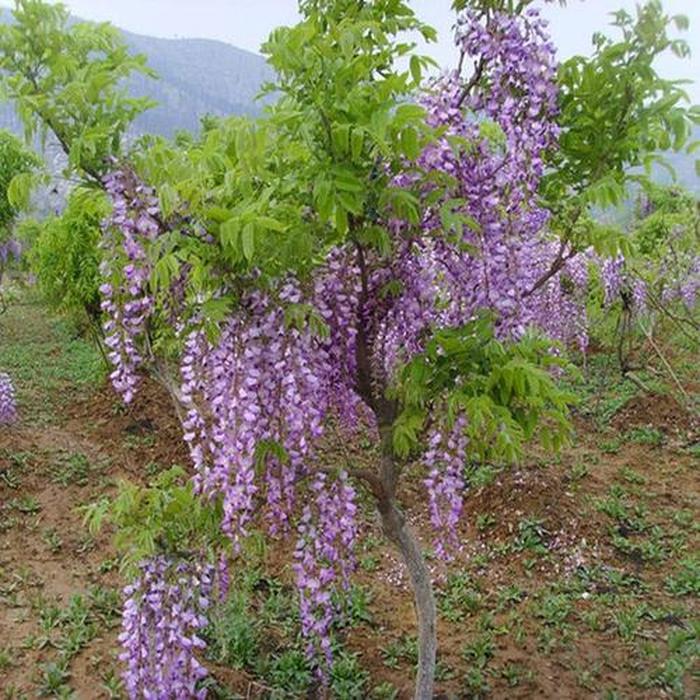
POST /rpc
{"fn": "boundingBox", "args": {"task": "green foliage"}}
[82,466,226,574]
[665,556,700,596]
[391,315,577,462]
[124,0,440,339]
[25,187,108,321]
[329,650,370,699]
[543,1,698,254]
[206,590,260,669]
[0,129,40,236]
[630,185,699,316]
[0,0,155,180]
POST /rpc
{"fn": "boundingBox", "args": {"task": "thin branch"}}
[638,318,691,405]
[456,56,485,108]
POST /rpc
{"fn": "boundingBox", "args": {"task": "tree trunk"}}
[378,496,437,700]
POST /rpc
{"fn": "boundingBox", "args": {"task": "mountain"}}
[124,33,273,136]
[0,10,272,138]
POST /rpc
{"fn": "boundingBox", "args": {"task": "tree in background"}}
[0,129,39,285]
[591,183,699,389]
[0,0,154,184]
[2,0,699,698]
[22,188,110,325]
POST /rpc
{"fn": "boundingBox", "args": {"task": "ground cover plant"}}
[0,0,698,698]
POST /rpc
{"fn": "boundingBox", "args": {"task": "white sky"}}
[2,0,698,100]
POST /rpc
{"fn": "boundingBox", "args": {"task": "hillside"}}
[0,10,272,138]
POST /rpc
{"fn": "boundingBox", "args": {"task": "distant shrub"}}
[26,187,108,323]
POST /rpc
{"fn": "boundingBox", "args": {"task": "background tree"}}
[0,0,154,183]
[0,129,39,286]
[22,187,110,326]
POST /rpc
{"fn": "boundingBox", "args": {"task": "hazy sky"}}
[2,0,698,100]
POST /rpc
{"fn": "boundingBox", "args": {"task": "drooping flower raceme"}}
[119,556,213,699]
[423,413,469,560]
[178,287,360,669]
[294,471,359,670]
[0,372,17,425]
[0,238,21,266]
[100,167,162,403]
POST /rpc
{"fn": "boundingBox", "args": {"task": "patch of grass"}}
[0,450,33,489]
[569,461,589,482]
[618,466,647,485]
[610,525,669,564]
[50,452,92,487]
[462,632,495,669]
[514,518,549,554]
[330,650,370,699]
[0,646,14,671]
[466,462,500,488]
[15,495,41,514]
[534,592,573,628]
[475,513,496,532]
[266,649,312,697]
[339,584,373,627]
[665,556,700,596]
[438,572,482,622]
[0,294,104,424]
[381,634,418,670]
[206,590,260,669]
[496,585,527,611]
[625,426,664,446]
[639,624,699,697]
[35,660,71,697]
[371,681,399,699]
[498,661,532,687]
[41,528,63,553]
[599,436,624,453]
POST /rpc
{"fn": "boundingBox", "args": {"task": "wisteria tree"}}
[3,0,698,697]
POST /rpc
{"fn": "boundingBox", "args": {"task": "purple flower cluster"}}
[601,256,626,306]
[659,248,700,312]
[0,372,17,425]
[0,238,21,265]
[423,413,468,560]
[678,257,700,309]
[371,6,588,370]
[180,283,333,547]
[293,471,358,671]
[119,556,213,699]
[100,168,161,403]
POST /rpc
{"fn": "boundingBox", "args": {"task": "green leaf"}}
[7,171,34,209]
[241,222,255,261]
[410,55,422,86]
[400,127,419,160]
[158,183,177,218]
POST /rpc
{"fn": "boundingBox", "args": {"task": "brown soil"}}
[610,392,699,440]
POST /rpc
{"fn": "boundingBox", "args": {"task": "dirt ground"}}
[0,297,698,699]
